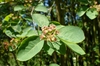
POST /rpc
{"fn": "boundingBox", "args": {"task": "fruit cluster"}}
[40,24,59,42]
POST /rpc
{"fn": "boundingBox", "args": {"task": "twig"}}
[48,1,55,14]
[30,7,34,16]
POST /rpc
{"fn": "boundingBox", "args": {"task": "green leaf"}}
[12,25,21,33]
[86,8,98,20]
[16,27,40,38]
[43,43,54,55]
[61,39,85,55]
[32,14,49,27]
[35,3,48,13]
[50,21,61,25]
[56,25,64,30]
[14,5,24,11]
[3,14,13,22]
[4,30,16,38]
[22,27,32,32]
[47,41,55,49]
[46,41,66,55]
[49,63,59,66]
[52,42,60,50]
[77,6,88,17]
[16,27,32,38]
[17,36,44,61]
[26,30,41,37]
[68,44,85,55]
[58,26,85,43]
[77,10,85,17]
[24,18,33,22]
[47,41,66,55]
[16,33,27,38]
[47,42,57,55]
[47,48,54,55]
[93,46,99,55]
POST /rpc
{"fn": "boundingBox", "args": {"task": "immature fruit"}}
[40,24,59,42]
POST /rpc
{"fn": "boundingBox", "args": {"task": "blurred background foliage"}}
[0,0,100,66]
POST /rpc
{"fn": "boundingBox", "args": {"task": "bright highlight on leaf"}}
[3,14,13,22]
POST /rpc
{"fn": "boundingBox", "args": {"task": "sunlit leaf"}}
[49,63,59,66]
[47,41,66,55]
[56,25,64,30]
[4,30,16,38]
[22,27,32,32]
[3,14,13,22]
[77,6,88,17]
[43,42,54,55]
[35,3,48,13]
[50,21,61,25]
[0,0,5,3]
[47,48,54,55]
[16,27,40,38]
[17,36,44,61]
[52,42,61,50]
[60,38,85,55]
[58,26,85,43]
[16,27,32,38]
[12,25,21,33]
[86,8,98,20]
[14,5,24,11]
[26,30,41,37]
[32,14,49,27]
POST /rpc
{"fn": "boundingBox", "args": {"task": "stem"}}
[52,51,57,63]
[55,0,65,25]
[31,7,34,16]
[60,55,65,66]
